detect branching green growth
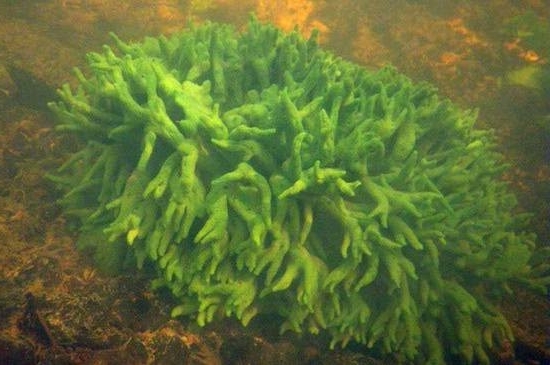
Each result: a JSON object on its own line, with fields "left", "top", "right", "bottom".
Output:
{"left": 49, "top": 18, "right": 549, "bottom": 364}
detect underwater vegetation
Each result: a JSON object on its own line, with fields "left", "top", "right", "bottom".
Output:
{"left": 503, "top": 10, "right": 550, "bottom": 131}
{"left": 503, "top": 11, "right": 550, "bottom": 61}
{"left": 48, "top": 18, "right": 549, "bottom": 364}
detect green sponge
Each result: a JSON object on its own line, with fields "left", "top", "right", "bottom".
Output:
{"left": 48, "top": 17, "right": 549, "bottom": 364}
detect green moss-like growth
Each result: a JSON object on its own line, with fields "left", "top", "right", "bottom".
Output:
{"left": 49, "top": 18, "right": 548, "bottom": 364}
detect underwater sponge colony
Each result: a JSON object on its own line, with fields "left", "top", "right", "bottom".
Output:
{"left": 49, "top": 18, "right": 547, "bottom": 364}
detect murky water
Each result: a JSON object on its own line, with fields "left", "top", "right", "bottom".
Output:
{"left": 0, "top": 1, "right": 548, "bottom": 364}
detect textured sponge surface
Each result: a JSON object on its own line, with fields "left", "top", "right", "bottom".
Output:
{"left": 49, "top": 18, "right": 544, "bottom": 364}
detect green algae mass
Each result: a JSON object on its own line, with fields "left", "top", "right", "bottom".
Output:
{"left": 48, "top": 18, "right": 548, "bottom": 364}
